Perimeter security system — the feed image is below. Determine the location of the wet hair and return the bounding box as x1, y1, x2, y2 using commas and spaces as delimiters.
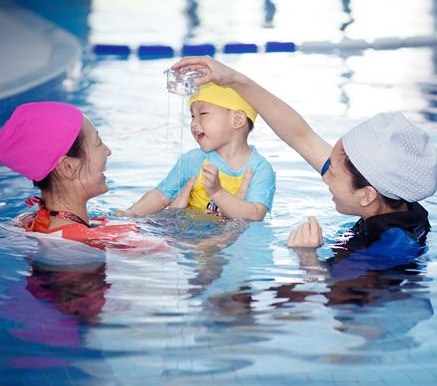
33, 130, 86, 192
344, 155, 407, 209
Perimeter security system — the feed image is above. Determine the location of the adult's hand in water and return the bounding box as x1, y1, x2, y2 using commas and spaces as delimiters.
171, 56, 241, 87
235, 166, 253, 200
168, 176, 196, 209
287, 216, 324, 248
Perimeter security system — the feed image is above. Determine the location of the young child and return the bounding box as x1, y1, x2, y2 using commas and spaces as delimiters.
127, 83, 276, 221
171, 56, 437, 253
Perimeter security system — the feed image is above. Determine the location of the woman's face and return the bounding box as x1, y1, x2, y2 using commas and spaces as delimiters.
77, 117, 112, 199
322, 139, 363, 216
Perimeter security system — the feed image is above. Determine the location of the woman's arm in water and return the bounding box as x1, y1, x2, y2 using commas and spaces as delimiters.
127, 188, 171, 216
116, 177, 195, 217
172, 56, 332, 174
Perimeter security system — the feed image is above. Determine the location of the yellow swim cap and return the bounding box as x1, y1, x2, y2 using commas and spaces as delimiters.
189, 83, 257, 123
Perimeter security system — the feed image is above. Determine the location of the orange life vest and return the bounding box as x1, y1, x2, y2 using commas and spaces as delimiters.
20, 197, 169, 252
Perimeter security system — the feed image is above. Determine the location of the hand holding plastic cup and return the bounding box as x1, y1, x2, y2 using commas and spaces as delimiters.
164, 68, 205, 96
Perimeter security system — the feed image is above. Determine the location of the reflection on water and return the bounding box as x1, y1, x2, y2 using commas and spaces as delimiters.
184, 0, 199, 42
134, 209, 249, 298
0, 260, 109, 354
339, 0, 355, 34
28, 262, 110, 323
204, 233, 433, 359
268, 254, 433, 352
263, 0, 276, 28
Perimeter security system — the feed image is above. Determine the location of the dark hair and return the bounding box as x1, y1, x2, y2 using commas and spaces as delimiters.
33, 130, 86, 192
344, 155, 406, 209
247, 117, 254, 132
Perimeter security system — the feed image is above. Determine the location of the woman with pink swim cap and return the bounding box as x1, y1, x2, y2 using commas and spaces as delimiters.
0, 102, 177, 250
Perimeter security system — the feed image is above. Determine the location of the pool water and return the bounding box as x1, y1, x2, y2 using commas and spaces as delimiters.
1, 1, 437, 385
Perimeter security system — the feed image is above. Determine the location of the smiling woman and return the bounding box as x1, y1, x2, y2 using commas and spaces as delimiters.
0, 102, 166, 250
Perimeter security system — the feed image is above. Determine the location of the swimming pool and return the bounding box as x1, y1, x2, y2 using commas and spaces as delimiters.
1, 1, 437, 385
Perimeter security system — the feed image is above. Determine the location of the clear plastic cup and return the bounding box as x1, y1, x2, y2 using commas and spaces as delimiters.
164, 69, 205, 96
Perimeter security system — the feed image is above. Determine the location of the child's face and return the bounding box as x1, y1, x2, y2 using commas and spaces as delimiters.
322, 139, 364, 216
190, 101, 234, 153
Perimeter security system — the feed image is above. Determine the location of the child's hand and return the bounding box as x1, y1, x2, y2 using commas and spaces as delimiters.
171, 56, 239, 87
287, 216, 324, 247
202, 163, 222, 197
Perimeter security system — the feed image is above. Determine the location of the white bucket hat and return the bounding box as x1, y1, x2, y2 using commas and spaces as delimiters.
342, 112, 437, 202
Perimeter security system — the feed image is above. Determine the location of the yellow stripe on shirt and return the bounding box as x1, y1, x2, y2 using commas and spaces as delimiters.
189, 159, 245, 209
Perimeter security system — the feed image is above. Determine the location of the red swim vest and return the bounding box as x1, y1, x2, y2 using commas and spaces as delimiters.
24, 206, 138, 238
19, 196, 172, 253
21, 207, 141, 250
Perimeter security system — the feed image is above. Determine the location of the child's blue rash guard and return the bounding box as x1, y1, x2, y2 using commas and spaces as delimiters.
158, 145, 276, 212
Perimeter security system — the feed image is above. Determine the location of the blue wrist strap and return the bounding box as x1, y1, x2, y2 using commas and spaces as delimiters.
321, 158, 330, 176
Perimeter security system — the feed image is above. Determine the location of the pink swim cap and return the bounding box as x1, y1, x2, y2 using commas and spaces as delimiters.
0, 102, 83, 181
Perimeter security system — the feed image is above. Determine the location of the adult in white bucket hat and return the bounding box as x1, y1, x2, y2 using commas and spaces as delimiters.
172, 56, 437, 255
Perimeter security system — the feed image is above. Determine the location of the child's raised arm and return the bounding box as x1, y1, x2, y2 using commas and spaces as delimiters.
172, 56, 332, 174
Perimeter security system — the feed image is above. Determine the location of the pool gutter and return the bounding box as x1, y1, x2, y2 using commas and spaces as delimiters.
0, 0, 81, 115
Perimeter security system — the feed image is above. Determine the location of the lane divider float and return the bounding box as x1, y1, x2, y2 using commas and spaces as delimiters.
93, 34, 437, 59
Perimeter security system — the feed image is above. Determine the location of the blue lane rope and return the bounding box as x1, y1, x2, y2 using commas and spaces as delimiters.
92, 35, 437, 59
138, 45, 174, 59
182, 44, 216, 56
265, 41, 296, 53
94, 44, 131, 56
223, 43, 258, 54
